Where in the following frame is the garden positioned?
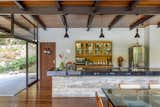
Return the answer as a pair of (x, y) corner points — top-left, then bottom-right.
(0, 38), (36, 74)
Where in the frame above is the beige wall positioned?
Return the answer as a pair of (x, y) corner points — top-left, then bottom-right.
(39, 28), (145, 67)
(149, 25), (160, 68)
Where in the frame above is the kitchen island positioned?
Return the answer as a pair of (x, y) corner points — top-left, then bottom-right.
(48, 69), (160, 97)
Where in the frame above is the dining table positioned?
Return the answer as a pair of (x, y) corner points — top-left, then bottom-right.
(102, 88), (160, 107)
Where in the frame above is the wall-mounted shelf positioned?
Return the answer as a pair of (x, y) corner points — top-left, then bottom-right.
(75, 40), (112, 70)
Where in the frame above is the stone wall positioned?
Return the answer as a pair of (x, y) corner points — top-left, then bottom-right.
(52, 76), (160, 97)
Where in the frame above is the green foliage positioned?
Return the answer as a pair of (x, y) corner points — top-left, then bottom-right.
(10, 57), (26, 70)
(0, 66), (5, 73)
(10, 56), (36, 70)
(0, 38), (26, 45)
(0, 56), (36, 73)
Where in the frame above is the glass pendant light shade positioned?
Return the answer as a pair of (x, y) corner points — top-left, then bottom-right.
(99, 28), (105, 38)
(134, 28), (140, 38)
(64, 28), (69, 38)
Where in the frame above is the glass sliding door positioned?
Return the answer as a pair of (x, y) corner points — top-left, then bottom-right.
(27, 42), (37, 85)
(0, 38), (27, 96)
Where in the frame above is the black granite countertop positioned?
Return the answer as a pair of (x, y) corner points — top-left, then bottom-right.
(47, 68), (160, 76)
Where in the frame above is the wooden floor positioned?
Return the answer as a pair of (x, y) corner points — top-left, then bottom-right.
(0, 79), (107, 107)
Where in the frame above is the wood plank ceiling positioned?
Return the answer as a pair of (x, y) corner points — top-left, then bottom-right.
(0, 0), (160, 33)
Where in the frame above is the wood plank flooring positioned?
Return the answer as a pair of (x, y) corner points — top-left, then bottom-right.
(0, 79), (108, 107)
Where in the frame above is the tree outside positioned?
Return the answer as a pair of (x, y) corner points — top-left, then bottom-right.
(0, 38), (36, 74)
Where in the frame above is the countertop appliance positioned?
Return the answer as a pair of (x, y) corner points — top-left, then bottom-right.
(129, 44), (145, 69)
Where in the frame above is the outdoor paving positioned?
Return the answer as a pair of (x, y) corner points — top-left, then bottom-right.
(0, 73), (36, 96)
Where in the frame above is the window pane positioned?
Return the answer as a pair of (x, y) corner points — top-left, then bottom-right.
(0, 38), (26, 96)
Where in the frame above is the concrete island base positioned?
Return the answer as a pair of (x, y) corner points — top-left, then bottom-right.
(52, 76), (160, 97)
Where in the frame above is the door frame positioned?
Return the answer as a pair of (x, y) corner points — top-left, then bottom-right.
(26, 41), (39, 86)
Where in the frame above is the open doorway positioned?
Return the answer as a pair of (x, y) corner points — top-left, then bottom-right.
(0, 38), (38, 96)
(0, 38), (26, 96)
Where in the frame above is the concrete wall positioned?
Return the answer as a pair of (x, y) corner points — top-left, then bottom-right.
(39, 28), (145, 67)
(149, 25), (160, 68)
(144, 26), (150, 67)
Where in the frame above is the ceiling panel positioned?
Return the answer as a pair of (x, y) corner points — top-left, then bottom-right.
(0, 16), (11, 30)
(114, 15), (143, 28)
(39, 15), (64, 28)
(14, 14), (35, 28)
(92, 15), (115, 28)
(67, 15), (88, 28)
(143, 15), (160, 27)
(21, 14), (37, 26)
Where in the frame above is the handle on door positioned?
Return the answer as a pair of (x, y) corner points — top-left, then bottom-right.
(53, 60), (55, 64)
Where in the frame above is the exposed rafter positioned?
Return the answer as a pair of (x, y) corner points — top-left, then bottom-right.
(31, 15), (46, 30)
(14, 1), (46, 30)
(108, 15), (124, 30)
(130, 15), (154, 30)
(60, 15), (68, 30)
(0, 25), (10, 33)
(87, 15), (94, 31)
(87, 1), (100, 31)
(55, 1), (63, 11)
(14, 1), (26, 10)
(92, 1), (100, 13)
(108, 0), (140, 30)
(0, 6), (160, 15)
(1, 15), (33, 34)
(126, 0), (139, 11)
(55, 1), (68, 30)
(157, 22), (160, 27)
(21, 15), (37, 28)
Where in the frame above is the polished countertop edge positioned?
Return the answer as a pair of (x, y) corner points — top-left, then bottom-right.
(47, 70), (160, 76)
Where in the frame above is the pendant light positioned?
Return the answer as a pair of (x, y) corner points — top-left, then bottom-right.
(99, 28), (105, 38)
(64, 28), (69, 38)
(99, 15), (105, 38)
(134, 28), (140, 38)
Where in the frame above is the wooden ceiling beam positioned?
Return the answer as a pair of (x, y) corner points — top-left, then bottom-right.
(1, 15), (34, 35)
(108, 0), (139, 30)
(87, 1), (100, 31)
(55, 1), (68, 30)
(31, 15), (46, 30)
(130, 15), (154, 30)
(126, 0), (139, 11)
(0, 6), (160, 15)
(108, 15), (124, 30)
(87, 14), (94, 31)
(158, 22), (160, 27)
(14, 1), (27, 11)
(60, 15), (68, 30)
(92, 1), (100, 13)
(21, 15), (37, 28)
(55, 1), (63, 11)
(14, 1), (46, 30)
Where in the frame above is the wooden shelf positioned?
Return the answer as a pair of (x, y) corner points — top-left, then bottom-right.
(76, 65), (112, 69)
(75, 40), (112, 70)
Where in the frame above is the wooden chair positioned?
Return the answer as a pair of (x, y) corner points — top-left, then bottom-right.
(148, 80), (160, 89)
(119, 83), (142, 89)
(149, 84), (160, 89)
(95, 92), (104, 107)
